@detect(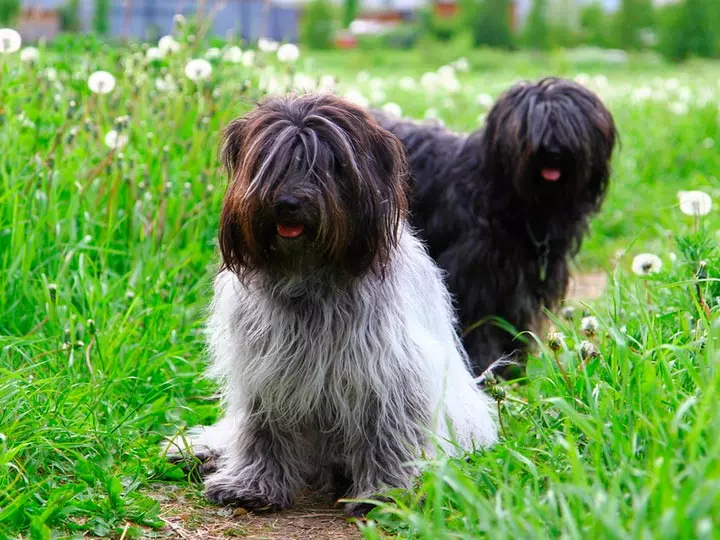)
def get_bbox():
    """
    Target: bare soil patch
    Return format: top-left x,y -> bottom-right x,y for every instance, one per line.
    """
567,271 -> 607,301
150,485 -> 362,540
